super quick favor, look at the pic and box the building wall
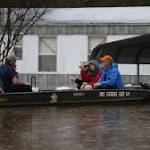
[28,24,150,35]
[57,35,88,74]
[17,34,88,74]
[17,35,39,74]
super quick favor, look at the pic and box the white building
[14,7,150,89]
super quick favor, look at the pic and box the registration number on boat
[99,91,130,97]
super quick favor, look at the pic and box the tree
[0,8,48,63]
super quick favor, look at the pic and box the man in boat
[70,60,101,90]
[0,52,32,92]
[94,55,124,89]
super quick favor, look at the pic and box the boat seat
[56,86,77,91]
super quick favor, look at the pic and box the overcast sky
[42,7,150,24]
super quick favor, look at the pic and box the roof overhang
[91,33,150,64]
[1,0,150,7]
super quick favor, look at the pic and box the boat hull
[0,89,149,107]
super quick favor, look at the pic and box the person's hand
[94,83,100,88]
[80,84,85,90]
[69,76,76,83]
[79,65,85,70]
[82,82,88,86]
[79,62,85,70]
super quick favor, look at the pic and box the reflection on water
[0,105,150,150]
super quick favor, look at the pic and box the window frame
[38,36,57,73]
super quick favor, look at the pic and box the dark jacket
[0,64,16,91]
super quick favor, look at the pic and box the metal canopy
[91,33,150,64]
[1,0,150,7]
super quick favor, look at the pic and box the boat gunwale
[0,88,150,96]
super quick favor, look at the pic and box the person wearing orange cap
[94,55,124,89]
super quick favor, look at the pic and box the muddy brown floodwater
[0,105,150,150]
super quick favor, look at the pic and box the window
[14,39,23,60]
[39,37,57,72]
[88,37,106,59]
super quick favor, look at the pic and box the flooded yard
[0,105,150,150]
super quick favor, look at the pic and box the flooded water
[0,105,150,150]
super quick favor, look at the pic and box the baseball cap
[100,55,113,62]
[6,51,19,61]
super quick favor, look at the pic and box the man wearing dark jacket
[94,55,124,89]
[0,52,32,92]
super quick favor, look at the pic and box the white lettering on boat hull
[99,91,131,97]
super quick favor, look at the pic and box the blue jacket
[98,63,124,89]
